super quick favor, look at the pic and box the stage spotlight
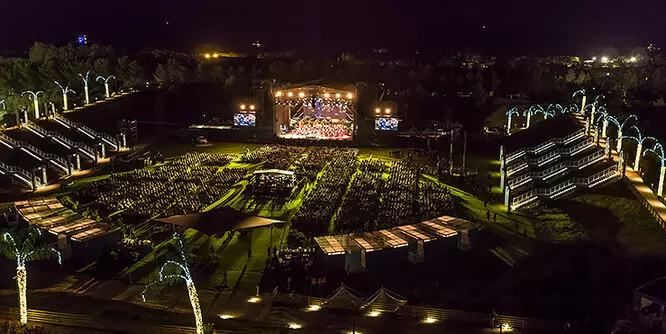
[287,92,293,97]
[324,93,330,98]
[336,93,341,98]
[385,108,391,114]
[276,91,282,97]
[213,53,219,58]
[249,105,255,110]
[204,53,211,59]
[240,104,246,110]
[375,108,381,114]
[346,93,353,99]
[299,92,305,98]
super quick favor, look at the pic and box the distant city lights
[600,56,609,63]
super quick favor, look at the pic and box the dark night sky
[1,0,665,57]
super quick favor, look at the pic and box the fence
[624,175,666,229]
[52,113,119,150]
[508,149,606,189]
[506,128,586,164]
[511,166,619,210]
[506,137,594,177]
[0,132,68,172]
[0,160,35,188]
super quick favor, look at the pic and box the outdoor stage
[273,85,356,141]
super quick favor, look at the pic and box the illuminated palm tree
[96,75,116,98]
[142,233,204,334]
[644,142,666,197]
[0,227,62,325]
[54,81,76,111]
[506,107,520,134]
[21,91,44,119]
[78,71,91,105]
[623,125,658,170]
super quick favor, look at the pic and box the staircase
[0,132,69,173]
[52,113,119,150]
[0,160,38,189]
[510,166,619,210]
[505,128,586,164]
[25,122,96,160]
[506,136,595,177]
[508,149,606,189]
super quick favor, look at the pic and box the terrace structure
[14,197,121,261]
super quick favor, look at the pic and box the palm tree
[0,227,62,325]
[141,232,204,334]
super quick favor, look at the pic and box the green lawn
[155,141,260,158]
[534,182,666,256]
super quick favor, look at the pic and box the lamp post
[54,81,75,111]
[21,91,44,119]
[644,143,666,197]
[96,75,116,99]
[78,71,91,105]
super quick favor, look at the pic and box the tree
[141,233,204,334]
[0,227,61,325]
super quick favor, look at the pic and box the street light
[96,75,116,99]
[54,81,76,111]
[78,71,91,105]
[21,91,44,119]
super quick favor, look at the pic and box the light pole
[54,81,76,111]
[78,71,91,105]
[21,91,44,119]
[644,143,666,197]
[96,75,116,99]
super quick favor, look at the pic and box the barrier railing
[624,175,666,229]
[511,166,618,210]
[508,149,606,189]
[506,137,594,177]
[506,128,586,164]
[26,122,96,160]
[0,160,36,189]
[52,114,118,150]
[0,132,68,172]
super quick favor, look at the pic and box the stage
[273,85,356,141]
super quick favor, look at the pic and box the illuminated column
[504,185,511,208]
[581,95,587,113]
[634,144,642,170]
[41,166,47,185]
[500,169,505,190]
[101,143,106,158]
[63,94,69,111]
[84,84,90,105]
[104,83,110,98]
[602,120,608,138]
[51,103,56,115]
[590,104,596,128]
[594,128,599,145]
[499,146,504,162]
[186,281,204,334]
[76,154,81,170]
[121,133,127,148]
[526,112,531,129]
[585,119,590,134]
[23,110,29,124]
[17,266,27,324]
[617,131,622,153]
[507,115,512,134]
[33,99,40,119]
[659,166,665,197]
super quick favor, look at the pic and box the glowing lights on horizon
[600,56,609,63]
[307,304,321,311]
[423,317,438,324]
[367,311,381,317]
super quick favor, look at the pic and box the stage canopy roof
[252,169,295,176]
[154,207,285,235]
